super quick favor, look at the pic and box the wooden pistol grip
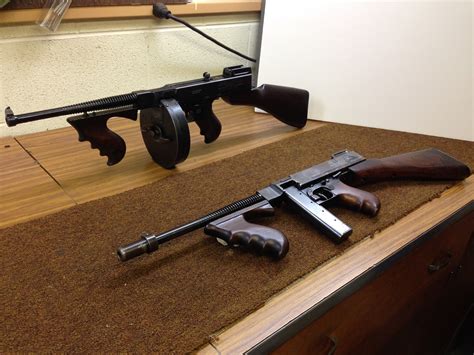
[346,148,471,185]
[222,84,309,128]
[67,109,137,166]
[204,203,289,260]
[331,180,381,216]
[191,100,222,144]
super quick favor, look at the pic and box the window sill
[0,0,261,25]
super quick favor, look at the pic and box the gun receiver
[117,148,470,261]
[5,65,309,168]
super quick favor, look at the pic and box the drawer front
[273,210,474,355]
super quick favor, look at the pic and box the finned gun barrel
[117,194,288,261]
[5,93,139,126]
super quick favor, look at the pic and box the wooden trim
[248,203,474,353]
[0,0,261,25]
[198,176,474,354]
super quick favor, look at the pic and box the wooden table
[1,101,473,354]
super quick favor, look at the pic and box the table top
[1,100,472,353]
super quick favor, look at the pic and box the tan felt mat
[0,123,473,353]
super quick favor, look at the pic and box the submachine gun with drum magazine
[117,148,470,261]
[5,65,309,169]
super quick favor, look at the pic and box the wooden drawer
[273,210,474,355]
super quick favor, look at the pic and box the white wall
[0,14,260,137]
[258,1,473,141]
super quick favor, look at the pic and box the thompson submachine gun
[5,65,309,169]
[117,148,470,261]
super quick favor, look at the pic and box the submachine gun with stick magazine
[117,148,470,261]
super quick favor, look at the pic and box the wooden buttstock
[222,84,309,128]
[345,148,471,185]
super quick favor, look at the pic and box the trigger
[216,238,229,246]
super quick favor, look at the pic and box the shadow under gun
[5,66,309,169]
[117,149,470,261]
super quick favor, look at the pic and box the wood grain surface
[1,101,323,228]
[272,211,474,354]
[0,0,261,24]
[0,136,76,228]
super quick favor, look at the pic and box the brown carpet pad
[0,123,473,353]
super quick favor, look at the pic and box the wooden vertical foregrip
[204,202,289,260]
[66,108,137,166]
[345,148,471,185]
